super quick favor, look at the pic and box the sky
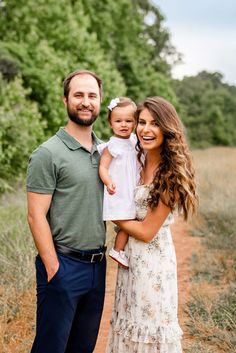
[153,0,236,85]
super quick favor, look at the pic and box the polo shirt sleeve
[26,147,57,194]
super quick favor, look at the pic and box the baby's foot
[109,248,129,269]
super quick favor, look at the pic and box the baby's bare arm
[99,148,116,194]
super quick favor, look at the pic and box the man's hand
[46,260,60,282]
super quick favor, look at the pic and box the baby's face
[109,105,136,139]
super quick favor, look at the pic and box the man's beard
[67,106,98,126]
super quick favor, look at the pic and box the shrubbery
[0,75,44,191]
[0,1,235,189]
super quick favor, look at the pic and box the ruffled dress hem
[110,318,183,344]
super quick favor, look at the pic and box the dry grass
[192,147,236,220]
[0,188,36,353]
[0,147,236,352]
[185,147,236,353]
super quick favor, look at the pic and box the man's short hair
[63,69,103,99]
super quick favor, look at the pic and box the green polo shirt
[27,127,106,250]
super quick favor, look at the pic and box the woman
[106,96,198,353]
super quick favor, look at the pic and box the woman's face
[136,108,164,152]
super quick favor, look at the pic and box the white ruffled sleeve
[107,137,122,158]
[97,142,108,155]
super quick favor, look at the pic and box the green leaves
[0,75,44,188]
[1,0,235,187]
[173,71,236,148]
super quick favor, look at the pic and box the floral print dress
[106,185,183,353]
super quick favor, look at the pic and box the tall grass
[0,187,35,353]
[185,147,236,353]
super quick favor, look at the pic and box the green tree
[173,71,236,147]
[0,75,44,190]
[79,0,178,102]
[0,0,126,137]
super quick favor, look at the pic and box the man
[27,69,106,353]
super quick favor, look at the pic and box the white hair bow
[107,98,120,111]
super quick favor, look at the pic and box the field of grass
[0,148,235,352]
[0,186,36,353]
[185,147,236,353]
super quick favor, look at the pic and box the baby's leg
[113,230,129,252]
[109,230,129,268]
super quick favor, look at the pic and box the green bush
[0,75,45,190]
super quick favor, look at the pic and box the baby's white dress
[105,184,183,353]
[98,133,139,221]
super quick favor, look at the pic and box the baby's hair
[107,97,136,121]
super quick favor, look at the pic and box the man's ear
[63,97,67,107]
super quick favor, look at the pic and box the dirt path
[94,217,200,352]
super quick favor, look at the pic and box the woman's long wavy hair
[135,96,198,220]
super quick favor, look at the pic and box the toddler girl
[98,97,139,268]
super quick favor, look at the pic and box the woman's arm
[99,147,116,194]
[114,200,171,242]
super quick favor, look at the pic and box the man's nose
[82,96,90,107]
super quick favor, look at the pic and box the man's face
[64,74,101,126]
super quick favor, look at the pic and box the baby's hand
[107,182,116,195]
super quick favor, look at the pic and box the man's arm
[27,192,59,281]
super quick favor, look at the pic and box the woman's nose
[143,123,150,132]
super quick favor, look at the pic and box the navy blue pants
[31,252,106,353]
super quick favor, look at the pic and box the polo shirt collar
[56,127,100,151]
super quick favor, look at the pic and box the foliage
[0,0,127,136]
[0,75,44,191]
[173,71,236,147]
[0,1,235,185]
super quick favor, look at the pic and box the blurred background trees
[0,0,235,188]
